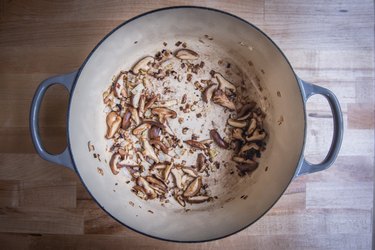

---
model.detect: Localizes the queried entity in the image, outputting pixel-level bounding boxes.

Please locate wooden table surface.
[0,0,374,249]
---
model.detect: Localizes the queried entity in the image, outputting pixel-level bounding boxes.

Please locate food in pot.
[101,43,267,206]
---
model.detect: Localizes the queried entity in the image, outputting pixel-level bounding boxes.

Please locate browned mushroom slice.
[129,106,140,125]
[232,128,245,141]
[121,110,132,130]
[183,177,202,197]
[146,176,167,191]
[196,153,206,172]
[144,94,158,110]
[150,162,168,171]
[106,112,122,138]
[132,185,148,200]
[247,118,257,135]
[152,107,177,119]
[149,126,161,140]
[182,167,199,177]
[236,162,259,176]
[232,156,257,165]
[162,162,174,181]
[138,94,146,118]
[239,143,260,155]
[174,194,186,207]
[212,89,235,110]
[141,138,159,163]
[175,49,199,60]
[137,176,157,199]
[184,140,206,150]
[109,153,121,175]
[150,139,169,154]
[245,129,266,141]
[210,129,229,149]
[202,83,217,103]
[171,168,183,189]
[236,102,256,118]
[132,56,154,74]
[132,122,151,135]
[214,72,236,92]
[227,118,247,128]
[186,196,211,204]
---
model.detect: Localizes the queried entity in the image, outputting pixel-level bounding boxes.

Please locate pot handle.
[30,71,78,170]
[295,79,344,177]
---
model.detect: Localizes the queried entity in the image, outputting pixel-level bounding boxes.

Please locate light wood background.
[0,0,374,249]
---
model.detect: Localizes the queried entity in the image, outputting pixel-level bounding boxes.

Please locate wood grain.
[0,0,373,249]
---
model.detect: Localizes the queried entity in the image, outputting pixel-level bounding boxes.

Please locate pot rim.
[67,5,306,243]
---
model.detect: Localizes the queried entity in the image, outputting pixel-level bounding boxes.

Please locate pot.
[30,7,343,242]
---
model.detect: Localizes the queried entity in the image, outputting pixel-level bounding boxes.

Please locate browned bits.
[187,73,192,82]
[175,41,182,46]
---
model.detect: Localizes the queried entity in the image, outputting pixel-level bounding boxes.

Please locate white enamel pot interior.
[30,7,344,243]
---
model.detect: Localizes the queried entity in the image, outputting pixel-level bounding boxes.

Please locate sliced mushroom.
[171,168,183,189]
[184,140,206,150]
[202,84,217,103]
[186,196,211,204]
[141,138,159,163]
[245,129,266,141]
[129,106,140,125]
[137,176,157,199]
[142,77,152,89]
[149,126,161,140]
[132,56,154,74]
[247,118,257,135]
[175,49,199,60]
[236,162,259,176]
[144,94,158,110]
[162,120,175,136]
[214,72,236,92]
[150,162,167,171]
[232,128,245,141]
[196,153,206,172]
[210,129,229,149]
[182,167,198,177]
[150,139,169,154]
[138,94,146,118]
[162,162,173,181]
[109,153,121,175]
[152,107,177,119]
[236,112,251,121]
[227,118,247,128]
[174,195,186,207]
[200,139,213,146]
[239,143,260,154]
[132,185,148,200]
[133,122,151,136]
[232,156,257,165]
[237,102,256,118]
[183,177,202,197]
[146,176,167,191]
[212,89,236,110]
[121,110,132,130]
[106,112,122,138]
